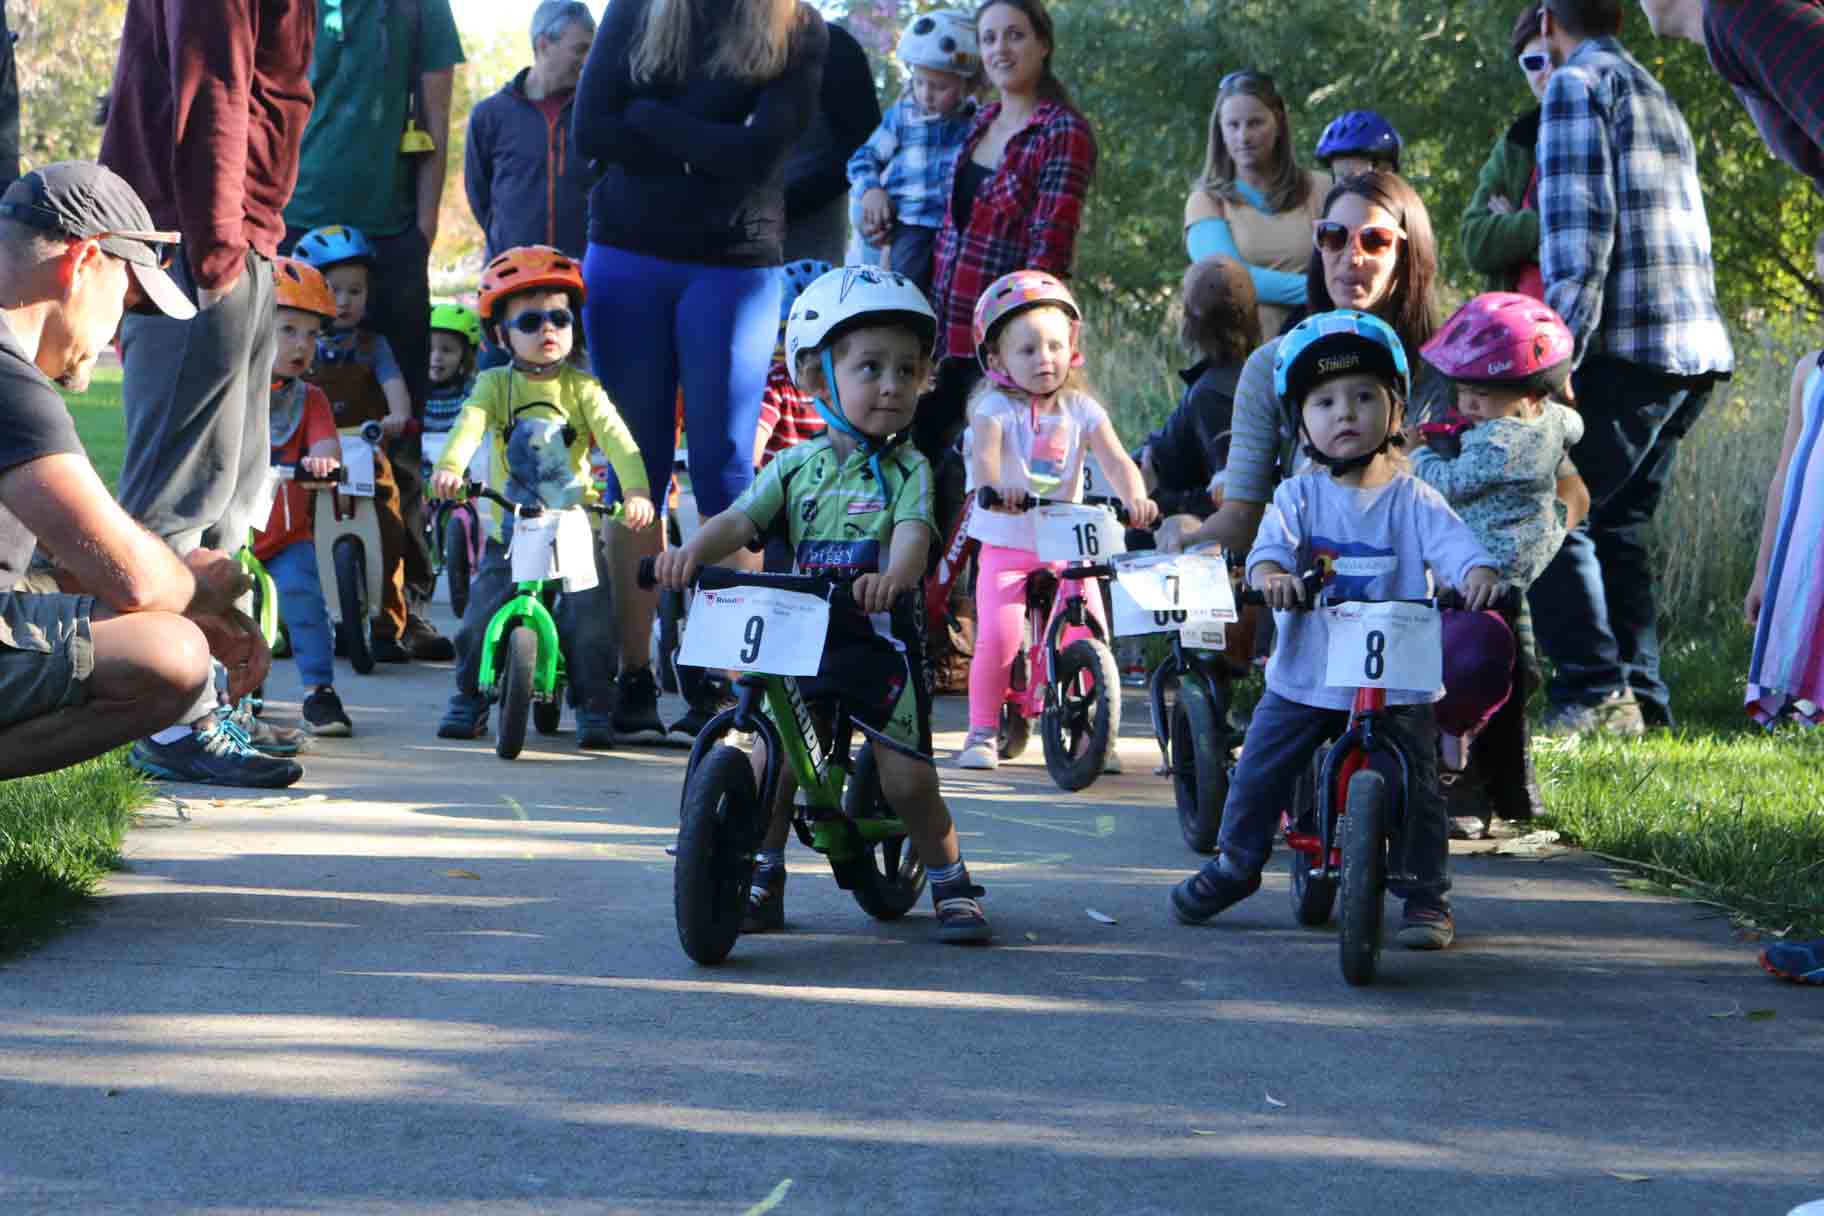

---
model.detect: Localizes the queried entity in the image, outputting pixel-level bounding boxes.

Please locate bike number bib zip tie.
[676,585,832,678]
[1032,502,1126,563]
[1322,600,1442,692]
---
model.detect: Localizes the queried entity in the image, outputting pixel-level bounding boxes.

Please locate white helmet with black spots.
[897,9,979,77]
[784,266,938,392]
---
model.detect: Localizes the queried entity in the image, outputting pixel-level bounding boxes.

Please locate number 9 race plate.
[1322,601,1442,693]
[676,585,832,677]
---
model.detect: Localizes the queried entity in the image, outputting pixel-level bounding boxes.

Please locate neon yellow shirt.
[435,364,650,540]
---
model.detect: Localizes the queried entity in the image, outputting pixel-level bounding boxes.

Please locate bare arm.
[1169,497,1265,556]
[854,519,930,615]
[653,507,760,589]
[415,68,455,248]
[1556,471,1589,533]
[1086,422,1158,528]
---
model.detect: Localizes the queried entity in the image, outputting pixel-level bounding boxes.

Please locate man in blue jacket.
[465,1,595,265]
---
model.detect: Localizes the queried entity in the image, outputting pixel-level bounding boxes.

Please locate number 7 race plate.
[1322,601,1442,693]
[1032,503,1126,563]
[1107,551,1238,639]
[676,585,832,677]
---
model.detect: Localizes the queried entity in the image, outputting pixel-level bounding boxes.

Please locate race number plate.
[509,511,600,592]
[338,435,376,497]
[677,585,832,677]
[1323,601,1442,693]
[1032,503,1126,563]
[1107,551,1235,639]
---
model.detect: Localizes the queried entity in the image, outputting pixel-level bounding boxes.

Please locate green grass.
[65,365,126,491]
[0,750,151,955]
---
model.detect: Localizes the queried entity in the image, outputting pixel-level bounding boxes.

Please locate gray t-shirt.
[1246,470,1496,711]
[0,318,84,591]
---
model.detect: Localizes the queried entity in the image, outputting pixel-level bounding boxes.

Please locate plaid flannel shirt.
[1537,37,1733,376]
[846,96,977,230]
[930,100,1097,361]
[1704,0,1824,197]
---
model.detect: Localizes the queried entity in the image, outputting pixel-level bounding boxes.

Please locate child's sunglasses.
[1313,220,1406,257]
[508,307,574,335]
[1518,51,1551,72]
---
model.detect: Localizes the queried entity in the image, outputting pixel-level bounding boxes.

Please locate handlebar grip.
[637,555,658,590]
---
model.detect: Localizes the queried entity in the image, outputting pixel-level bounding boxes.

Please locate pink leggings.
[969,543,1109,729]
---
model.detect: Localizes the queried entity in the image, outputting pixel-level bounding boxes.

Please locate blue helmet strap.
[815,347,890,490]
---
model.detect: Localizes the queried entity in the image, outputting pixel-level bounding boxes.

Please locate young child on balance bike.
[430,246,655,748]
[654,267,992,944]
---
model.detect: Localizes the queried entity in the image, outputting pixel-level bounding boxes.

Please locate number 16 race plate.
[677,585,832,677]
[1322,600,1442,693]
[1032,503,1126,563]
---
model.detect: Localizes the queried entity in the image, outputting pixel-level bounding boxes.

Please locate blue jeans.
[265,540,334,689]
[451,538,617,717]
[1219,690,1450,905]
[849,212,938,296]
[580,244,780,518]
[1528,356,1718,725]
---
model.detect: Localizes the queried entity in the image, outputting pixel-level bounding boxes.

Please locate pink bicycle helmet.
[1422,292,1574,393]
[971,269,1084,377]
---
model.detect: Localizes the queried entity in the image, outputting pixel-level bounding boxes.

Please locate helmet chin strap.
[816,348,893,490]
[509,351,565,376]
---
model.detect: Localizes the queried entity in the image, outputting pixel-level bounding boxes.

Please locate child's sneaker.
[931,878,991,943]
[1170,858,1261,924]
[576,708,614,751]
[1103,745,1123,775]
[227,700,307,757]
[437,693,489,739]
[612,667,666,743]
[742,866,786,933]
[301,687,353,737]
[956,728,998,770]
[1395,900,1456,950]
[1761,938,1824,984]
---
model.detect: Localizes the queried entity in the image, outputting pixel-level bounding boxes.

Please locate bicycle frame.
[1285,686,1421,886]
[477,583,564,699]
[1006,567,1110,720]
[237,545,280,649]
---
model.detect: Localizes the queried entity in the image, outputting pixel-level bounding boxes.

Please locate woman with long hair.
[915,0,1097,475]
[1183,71,1330,338]
[571,0,826,742]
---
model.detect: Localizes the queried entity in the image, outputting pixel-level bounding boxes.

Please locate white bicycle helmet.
[897,10,979,77]
[784,266,938,391]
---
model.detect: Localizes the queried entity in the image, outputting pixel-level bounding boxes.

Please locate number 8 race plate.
[1321,601,1442,693]
[676,585,832,677]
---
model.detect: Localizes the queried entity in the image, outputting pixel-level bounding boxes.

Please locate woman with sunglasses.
[1183,71,1330,339]
[1460,3,1557,297]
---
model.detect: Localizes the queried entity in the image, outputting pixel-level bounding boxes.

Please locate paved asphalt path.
[2,605,1820,1215]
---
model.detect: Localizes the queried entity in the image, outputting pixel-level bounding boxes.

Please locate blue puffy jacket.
[464,69,593,261]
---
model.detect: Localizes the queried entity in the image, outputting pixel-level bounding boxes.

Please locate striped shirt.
[754,360,826,467]
[1537,37,1734,376]
[1704,0,1824,196]
[846,97,977,231]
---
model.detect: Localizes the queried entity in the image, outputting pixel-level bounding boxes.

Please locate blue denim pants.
[1528,356,1718,725]
[1219,690,1450,905]
[265,540,335,690]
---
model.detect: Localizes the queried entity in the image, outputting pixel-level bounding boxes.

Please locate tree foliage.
[11,0,126,167]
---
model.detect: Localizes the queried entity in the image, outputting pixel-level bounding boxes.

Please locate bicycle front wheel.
[675,745,760,964]
[1042,638,1121,792]
[1338,770,1388,986]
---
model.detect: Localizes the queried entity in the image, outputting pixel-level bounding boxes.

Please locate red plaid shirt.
[930,100,1097,360]
[755,360,826,466]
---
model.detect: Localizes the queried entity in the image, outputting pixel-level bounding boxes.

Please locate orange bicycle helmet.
[272,256,336,321]
[478,245,585,326]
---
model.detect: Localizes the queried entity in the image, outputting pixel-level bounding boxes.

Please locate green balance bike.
[637,558,926,965]
[463,481,621,760]
[236,540,281,716]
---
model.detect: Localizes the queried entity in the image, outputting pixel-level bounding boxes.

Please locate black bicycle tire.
[836,743,927,921]
[1172,695,1226,854]
[1289,746,1339,926]
[1041,638,1120,792]
[1339,770,1389,986]
[443,511,472,620]
[675,745,758,964]
[495,625,535,760]
[335,538,374,675]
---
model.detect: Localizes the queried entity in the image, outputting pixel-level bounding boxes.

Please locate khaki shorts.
[0,590,95,730]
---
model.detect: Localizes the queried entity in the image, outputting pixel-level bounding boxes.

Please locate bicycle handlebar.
[458,479,624,521]
[976,485,1132,526]
[636,557,920,617]
[1234,570,1481,613]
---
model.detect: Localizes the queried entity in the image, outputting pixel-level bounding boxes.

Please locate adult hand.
[191,607,273,701]
[430,469,464,500]
[1745,583,1764,628]
[380,414,411,438]
[620,494,656,532]
[194,264,245,311]
[1487,194,1515,215]
[184,548,252,616]
[1459,567,1502,613]
[1155,515,1188,554]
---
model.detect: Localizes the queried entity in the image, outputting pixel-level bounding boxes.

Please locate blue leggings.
[581,244,782,517]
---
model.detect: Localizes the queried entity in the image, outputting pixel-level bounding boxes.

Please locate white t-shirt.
[965,388,1108,551]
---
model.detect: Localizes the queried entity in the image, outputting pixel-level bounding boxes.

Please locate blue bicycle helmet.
[293,224,376,272]
[1273,309,1411,475]
[780,258,832,326]
[1314,110,1403,172]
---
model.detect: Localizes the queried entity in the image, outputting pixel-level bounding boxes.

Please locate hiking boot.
[301,687,353,737]
[370,628,409,664]
[612,667,666,743]
[1541,689,1645,737]
[130,718,303,788]
[437,694,489,740]
[1760,939,1824,985]
[404,614,455,661]
[226,700,307,757]
[743,866,786,933]
[1170,860,1262,924]
[931,878,991,943]
[956,727,998,770]
[1396,901,1456,950]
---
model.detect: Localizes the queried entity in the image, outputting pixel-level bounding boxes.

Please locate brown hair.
[1511,2,1547,58]
[1195,72,1313,216]
[1544,0,1624,37]
[975,0,1074,109]
[1303,171,1439,357]
[630,0,799,85]
[1180,257,1261,364]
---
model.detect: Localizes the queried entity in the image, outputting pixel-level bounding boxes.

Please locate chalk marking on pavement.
[743,1179,793,1215]
[961,807,1119,839]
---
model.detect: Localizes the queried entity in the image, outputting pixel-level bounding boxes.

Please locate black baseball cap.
[0,162,195,320]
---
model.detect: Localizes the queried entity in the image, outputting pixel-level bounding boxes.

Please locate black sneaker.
[743,866,786,933]
[669,676,734,742]
[931,879,992,944]
[130,718,303,788]
[612,667,666,743]
[437,694,488,739]
[227,700,306,757]
[301,687,353,737]
[1170,862,1262,924]
[371,630,409,663]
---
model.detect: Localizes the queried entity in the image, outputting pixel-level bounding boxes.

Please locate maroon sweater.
[100,0,316,292]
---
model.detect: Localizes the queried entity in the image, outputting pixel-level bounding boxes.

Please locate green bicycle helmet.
[430,302,483,350]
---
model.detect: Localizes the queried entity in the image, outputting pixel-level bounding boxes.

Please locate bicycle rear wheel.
[1339,770,1389,986]
[675,745,760,964]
